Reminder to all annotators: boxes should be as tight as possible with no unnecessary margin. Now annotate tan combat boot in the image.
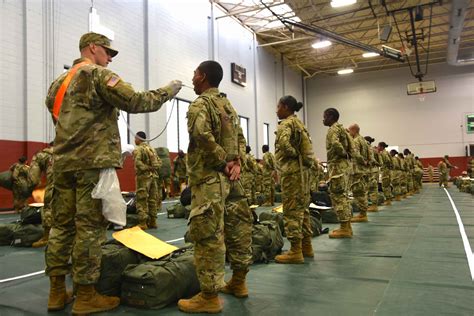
[32,226,50,248]
[178,292,222,314]
[301,237,314,258]
[148,217,158,229]
[275,240,304,264]
[72,284,120,315]
[367,205,378,212]
[394,195,402,201]
[221,269,249,298]
[351,212,368,222]
[48,276,74,311]
[383,199,392,206]
[329,222,353,238]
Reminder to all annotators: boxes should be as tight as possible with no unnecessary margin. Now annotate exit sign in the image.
[467,114,474,134]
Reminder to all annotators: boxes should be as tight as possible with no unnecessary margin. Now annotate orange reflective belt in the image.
[52,61,90,121]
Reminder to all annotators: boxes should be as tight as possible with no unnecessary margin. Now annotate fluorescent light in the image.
[312,40,332,49]
[331,0,357,8]
[337,68,354,75]
[362,52,380,58]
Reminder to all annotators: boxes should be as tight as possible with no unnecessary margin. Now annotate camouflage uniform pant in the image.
[136,175,158,224]
[241,172,256,204]
[407,172,414,193]
[188,174,252,293]
[400,172,408,195]
[368,172,379,205]
[350,173,368,213]
[439,172,449,187]
[281,170,312,242]
[390,171,401,197]
[42,179,54,228]
[328,161,351,222]
[381,169,392,200]
[46,169,108,284]
[262,173,275,204]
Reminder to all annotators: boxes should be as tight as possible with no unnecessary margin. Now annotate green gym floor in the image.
[0,183,473,315]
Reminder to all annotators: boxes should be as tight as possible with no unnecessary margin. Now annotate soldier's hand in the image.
[228,161,241,181]
[166,80,183,98]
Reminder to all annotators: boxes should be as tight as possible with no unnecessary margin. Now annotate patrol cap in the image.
[79,32,118,57]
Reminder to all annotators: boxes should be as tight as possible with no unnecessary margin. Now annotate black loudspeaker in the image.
[380,25,392,42]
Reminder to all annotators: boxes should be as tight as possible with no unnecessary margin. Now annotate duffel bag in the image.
[12,224,43,247]
[252,220,284,264]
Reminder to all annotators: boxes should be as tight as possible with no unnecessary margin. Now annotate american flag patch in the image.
[107,75,120,87]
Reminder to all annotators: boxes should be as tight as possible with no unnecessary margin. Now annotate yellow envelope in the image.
[272,205,283,213]
[112,226,178,259]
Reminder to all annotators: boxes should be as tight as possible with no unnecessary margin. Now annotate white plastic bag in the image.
[91,168,127,226]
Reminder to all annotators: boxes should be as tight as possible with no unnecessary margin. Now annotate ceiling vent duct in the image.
[447,0,474,66]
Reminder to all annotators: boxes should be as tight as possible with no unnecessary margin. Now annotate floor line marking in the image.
[0,237,185,284]
[444,188,474,281]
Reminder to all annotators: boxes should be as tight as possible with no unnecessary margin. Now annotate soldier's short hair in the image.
[198,61,223,87]
[19,156,27,163]
[246,145,251,154]
[136,131,147,139]
[324,108,339,121]
[262,145,269,152]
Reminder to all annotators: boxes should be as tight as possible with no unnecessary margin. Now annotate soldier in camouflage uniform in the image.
[309,156,322,193]
[261,145,276,206]
[323,108,353,238]
[347,124,370,223]
[177,61,252,314]
[438,155,454,188]
[377,142,393,205]
[272,95,314,264]
[365,137,380,212]
[403,149,415,195]
[133,131,161,230]
[414,156,424,192]
[255,159,264,198]
[172,149,187,194]
[398,153,408,198]
[44,32,182,314]
[390,150,402,201]
[241,146,257,204]
[28,143,54,247]
[10,156,30,212]
[468,157,474,178]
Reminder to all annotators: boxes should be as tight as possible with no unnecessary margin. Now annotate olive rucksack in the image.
[166,202,186,219]
[121,244,200,309]
[155,147,171,179]
[12,224,43,247]
[258,211,285,237]
[20,205,42,225]
[0,223,19,246]
[96,241,141,297]
[321,209,339,223]
[0,170,13,190]
[252,220,284,264]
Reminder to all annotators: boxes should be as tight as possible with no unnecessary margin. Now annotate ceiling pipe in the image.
[447,0,474,66]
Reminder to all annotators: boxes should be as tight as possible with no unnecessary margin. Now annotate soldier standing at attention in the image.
[365,136,380,212]
[323,108,353,238]
[29,142,54,248]
[241,146,258,204]
[348,124,370,223]
[133,131,161,230]
[10,156,30,212]
[398,153,408,198]
[261,145,276,206]
[390,150,402,201]
[45,32,182,314]
[438,155,454,188]
[414,156,424,192]
[377,142,393,205]
[178,61,252,313]
[273,96,314,264]
[172,149,187,194]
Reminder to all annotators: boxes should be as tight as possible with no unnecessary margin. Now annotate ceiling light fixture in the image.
[337,68,354,75]
[312,40,332,49]
[362,52,380,58]
[331,0,357,8]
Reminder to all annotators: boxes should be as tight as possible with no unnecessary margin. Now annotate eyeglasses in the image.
[100,46,113,57]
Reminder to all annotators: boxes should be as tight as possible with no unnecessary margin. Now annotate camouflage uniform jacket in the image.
[379,150,393,171]
[262,152,276,176]
[275,114,314,176]
[326,123,353,163]
[133,142,162,177]
[243,153,258,174]
[173,155,187,179]
[187,88,246,186]
[369,147,381,173]
[45,57,174,172]
[351,134,369,174]
[438,160,448,173]
[399,157,407,171]
[29,147,53,186]
[391,156,401,170]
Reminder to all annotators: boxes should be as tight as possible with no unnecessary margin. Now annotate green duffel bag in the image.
[0,170,13,190]
[309,210,322,237]
[167,202,186,219]
[258,211,285,237]
[252,220,284,264]
[155,147,171,179]
[121,245,200,309]
[274,192,282,203]
[97,241,141,297]
[12,224,43,247]
[377,192,385,206]
[321,209,339,224]
[0,223,19,246]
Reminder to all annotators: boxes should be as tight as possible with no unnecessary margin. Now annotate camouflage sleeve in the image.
[327,128,347,159]
[96,68,174,114]
[352,139,365,165]
[133,147,149,173]
[28,153,44,186]
[237,124,247,166]
[187,99,227,171]
[277,123,298,158]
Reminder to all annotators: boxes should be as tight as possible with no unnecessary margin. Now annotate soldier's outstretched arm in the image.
[97,69,181,114]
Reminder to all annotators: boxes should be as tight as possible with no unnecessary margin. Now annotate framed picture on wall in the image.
[231,63,246,87]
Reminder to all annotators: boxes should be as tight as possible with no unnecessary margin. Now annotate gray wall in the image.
[306,63,474,160]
